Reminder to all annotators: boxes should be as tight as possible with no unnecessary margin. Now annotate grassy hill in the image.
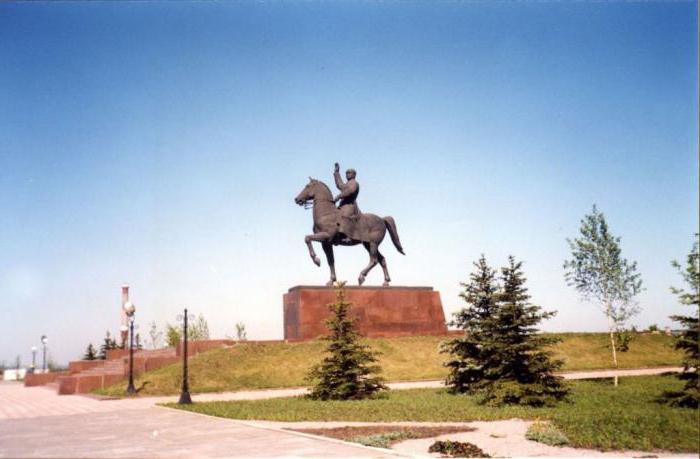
[98,333,682,396]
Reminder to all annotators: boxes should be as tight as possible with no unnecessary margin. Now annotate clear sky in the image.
[1,1,697,366]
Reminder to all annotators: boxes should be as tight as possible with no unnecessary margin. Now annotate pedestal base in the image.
[283,285,447,341]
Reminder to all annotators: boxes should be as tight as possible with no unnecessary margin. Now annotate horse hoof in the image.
[313,257,321,267]
[326,280,335,287]
[358,276,365,286]
[382,281,390,287]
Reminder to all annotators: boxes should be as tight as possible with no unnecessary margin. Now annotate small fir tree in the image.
[83,343,97,360]
[441,256,500,395]
[664,235,699,408]
[484,257,568,406]
[307,282,387,400]
[98,331,119,360]
[563,205,643,386]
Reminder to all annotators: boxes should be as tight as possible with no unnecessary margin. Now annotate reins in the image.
[302,198,335,210]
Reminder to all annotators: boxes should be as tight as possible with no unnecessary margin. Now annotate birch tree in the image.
[563,205,643,386]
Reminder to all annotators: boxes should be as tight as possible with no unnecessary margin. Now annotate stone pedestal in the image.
[283,285,447,341]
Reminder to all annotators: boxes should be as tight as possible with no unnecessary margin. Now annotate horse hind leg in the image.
[358,242,379,286]
[377,250,391,287]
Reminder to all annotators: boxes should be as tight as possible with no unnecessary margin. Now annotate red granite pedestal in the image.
[283,285,447,341]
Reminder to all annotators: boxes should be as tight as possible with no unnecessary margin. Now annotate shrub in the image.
[525,422,569,446]
[428,440,490,458]
[165,324,181,348]
[607,328,635,352]
[351,431,408,448]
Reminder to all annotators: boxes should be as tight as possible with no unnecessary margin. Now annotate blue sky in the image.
[1,1,697,365]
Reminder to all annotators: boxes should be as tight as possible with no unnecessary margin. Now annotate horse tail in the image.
[383,216,405,255]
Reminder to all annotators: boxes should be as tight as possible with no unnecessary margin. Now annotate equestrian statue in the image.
[294,163,405,286]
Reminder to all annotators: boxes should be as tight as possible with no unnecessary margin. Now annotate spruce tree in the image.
[485,256,568,406]
[664,235,699,408]
[443,256,568,406]
[83,343,97,360]
[307,282,387,400]
[442,256,500,394]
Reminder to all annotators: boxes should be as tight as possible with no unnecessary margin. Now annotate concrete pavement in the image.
[0,367,685,458]
[0,383,402,458]
[0,406,403,458]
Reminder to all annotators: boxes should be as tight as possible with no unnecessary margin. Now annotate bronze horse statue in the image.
[295,178,404,286]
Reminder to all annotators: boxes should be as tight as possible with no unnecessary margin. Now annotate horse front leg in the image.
[321,242,336,286]
[305,232,331,267]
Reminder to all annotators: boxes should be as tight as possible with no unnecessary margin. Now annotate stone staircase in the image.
[25,339,252,395]
[55,348,179,395]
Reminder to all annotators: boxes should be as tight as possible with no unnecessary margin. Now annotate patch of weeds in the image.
[428,440,490,458]
[525,422,569,446]
[351,431,409,448]
[289,425,474,446]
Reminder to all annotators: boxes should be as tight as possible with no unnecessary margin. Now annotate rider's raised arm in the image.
[334,169,345,190]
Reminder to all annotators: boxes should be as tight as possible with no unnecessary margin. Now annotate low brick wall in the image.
[24,371,67,387]
[57,376,77,395]
[144,356,179,372]
[58,373,128,394]
[102,373,124,388]
[106,349,129,360]
[69,360,103,374]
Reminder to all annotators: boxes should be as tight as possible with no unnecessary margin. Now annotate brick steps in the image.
[25,339,248,395]
[56,348,178,395]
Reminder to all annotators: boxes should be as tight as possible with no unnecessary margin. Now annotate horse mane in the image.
[311,179,333,199]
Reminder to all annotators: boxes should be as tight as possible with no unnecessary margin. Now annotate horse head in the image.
[294,177,317,206]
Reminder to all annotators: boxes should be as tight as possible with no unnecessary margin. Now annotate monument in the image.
[286,163,447,340]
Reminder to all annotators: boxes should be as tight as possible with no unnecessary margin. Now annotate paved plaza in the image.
[0,368,687,458]
[0,383,400,458]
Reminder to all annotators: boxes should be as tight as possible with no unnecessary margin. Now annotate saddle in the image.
[335,205,363,243]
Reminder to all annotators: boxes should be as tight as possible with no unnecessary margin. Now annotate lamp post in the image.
[178,308,192,404]
[30,346,37,374]
[123,301,136,395]
[40,335,48,373]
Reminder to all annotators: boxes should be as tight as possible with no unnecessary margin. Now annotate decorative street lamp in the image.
[177,308,193,404]
[41,335,48,373]
[30,346,37,374]
[123,301,136,395]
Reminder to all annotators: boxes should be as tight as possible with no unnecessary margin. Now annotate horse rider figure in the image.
[333,162,360,242]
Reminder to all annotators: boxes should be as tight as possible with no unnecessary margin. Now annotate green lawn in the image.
[167,375,699,452]
[97,333,681,397]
